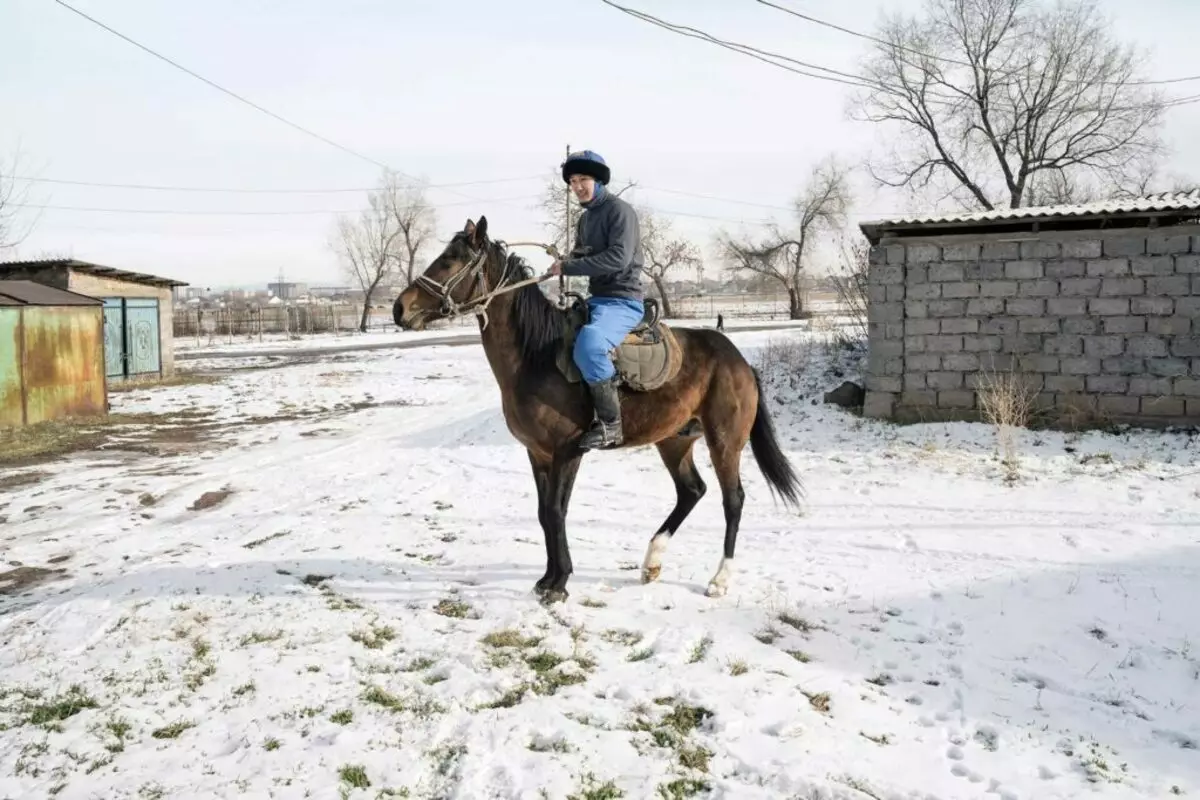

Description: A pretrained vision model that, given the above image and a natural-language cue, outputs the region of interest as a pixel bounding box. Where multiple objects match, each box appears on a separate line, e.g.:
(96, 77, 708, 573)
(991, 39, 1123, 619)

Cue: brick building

(859, 192, 1200, 428)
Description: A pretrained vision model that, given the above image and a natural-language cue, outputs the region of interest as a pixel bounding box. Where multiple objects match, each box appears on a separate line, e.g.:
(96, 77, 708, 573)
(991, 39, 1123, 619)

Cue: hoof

(641, 566, 661, 584)
(705, 582, 727, 598)
(539, 588, 569, 605)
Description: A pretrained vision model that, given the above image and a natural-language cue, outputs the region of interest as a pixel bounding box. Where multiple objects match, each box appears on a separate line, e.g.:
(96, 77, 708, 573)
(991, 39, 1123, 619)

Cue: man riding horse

(549, 150, 646, 451)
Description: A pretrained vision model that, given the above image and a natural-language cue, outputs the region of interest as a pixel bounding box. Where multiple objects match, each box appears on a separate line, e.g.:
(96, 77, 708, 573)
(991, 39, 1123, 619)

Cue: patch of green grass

(567, 772, 625, 800)
(860, 731, 892, 746)
(528, 736, 573, 753)
(866, 673, 893, 687)
(803, 690, 832, 714)
(429, 743, 467, 777)
(754, 627, 781, 645)
(338, 764, 370, 790)
(628, 648, 654, 663)
(330, 709, 354, 725)
(677, 744, 713, 772)
(263, 737, 281, 751)
(728, 660, 749, 676)
(785, 649, 812, 663)
(239, 630, 284, 647)
(656, 778, 711, 798)
(361, 686, 445, 719)
(778, 611, 820, 634)
(23, 685, 99, 727)
(349, 624, 397, 650)
(601, 629, 643, 647)
(232, 682, 256, 697)
(433, 598, 474, 619)
(401, 656, 436, 672)
(580, 597, 607, 608)
(482, 684, 529, 710)
(151, 720, 194, 739)
(481, 628, 542, 649)
(687, 634, 713, 664)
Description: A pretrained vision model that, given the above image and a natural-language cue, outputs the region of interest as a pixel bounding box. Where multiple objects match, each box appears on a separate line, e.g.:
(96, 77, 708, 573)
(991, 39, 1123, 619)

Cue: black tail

(748, 368, 804, 509)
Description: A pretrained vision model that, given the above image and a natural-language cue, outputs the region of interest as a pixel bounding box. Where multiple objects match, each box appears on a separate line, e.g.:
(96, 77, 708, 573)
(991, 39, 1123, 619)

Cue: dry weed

(975, 367, 1039, 483)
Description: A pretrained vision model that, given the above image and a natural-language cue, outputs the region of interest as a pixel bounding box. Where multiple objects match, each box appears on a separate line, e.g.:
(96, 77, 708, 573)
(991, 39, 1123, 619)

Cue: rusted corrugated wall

(0, 306, 106, 428)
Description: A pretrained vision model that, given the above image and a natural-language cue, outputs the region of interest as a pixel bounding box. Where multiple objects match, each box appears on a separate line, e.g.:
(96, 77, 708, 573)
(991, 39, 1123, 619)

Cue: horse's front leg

(528, 449, 582, 604)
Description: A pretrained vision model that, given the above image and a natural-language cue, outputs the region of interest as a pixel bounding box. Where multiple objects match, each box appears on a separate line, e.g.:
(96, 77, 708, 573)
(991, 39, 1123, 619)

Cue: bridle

(410, 237, 559, 330)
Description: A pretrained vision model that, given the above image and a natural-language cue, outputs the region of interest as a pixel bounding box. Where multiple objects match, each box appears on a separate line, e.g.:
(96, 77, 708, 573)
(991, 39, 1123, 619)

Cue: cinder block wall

(863, 226, 1200, 427)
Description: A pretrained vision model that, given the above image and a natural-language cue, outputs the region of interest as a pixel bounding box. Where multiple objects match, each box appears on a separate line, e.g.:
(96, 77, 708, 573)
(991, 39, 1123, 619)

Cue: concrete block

(1018, 317, 1060, 334)
(905, 335, 928, 353)
(1130, 377, 1173, 396)
(1006, 298, 1046, 316)
(1102, 237, 1146, 257)
(1005, 260, 1044, 280)
(942, 282, 980, 299)
(982, 318, 1019, 336)
(872, 264, 904, 285)
(904, 300, 929, 319)
(1131, 255, 1176, 275)
(1148, 316, 1192, 336)
(886, 284, 906, 302)
(869, 245, 887, 265)
(1087, 258, 1131, 277)
(942, 353, 980, 371)
(1084, 335, 1126, 358)
(937, 390, 976, 409)
(979, 281, 1019, 297)
(1131, 296, 1175, 315)
(1045, 375, 1086, 393)
(906, 353, 942, 372)
(1142, 396, 1186, 416)
(967, 298, 1005, 315)
(1178, 254, 1200, 273)
(867, 285, 889, 304)
(1018, 355, 1061, 373)
(908, 244, 940, 263)
(1089, 297, 1130, 315)
(1087, 375, 1129, 394)
(1048, 297, 1087, 316)
(1176, 378, 1200, 397)
(1098, 395, 1140, 416)
(1147, 234, 1191, 255)
(906, 319, 941, 336)
(1021, 240, 1061, 259)
(982, 242, 1020, 260)
(1043, 335, 1083, 356)
(869, 302, 904, 323)
(1102, 316, 1146, 335)
(1018, 279, 1060, 297)
(1056, 393, 1099, 412)
(1060, 278, 1101, 297)
(1171, 336, 1200, 358)
(907, 283, 942, 300)
(1060, 357, 1102, 375)
(1062, 239, 1102, 259)
(1146, 276, 1191, 296)
(1100, 278, 1145, 296)
(1046, 260, 1086, 278)
(1127, 336, 1169, 358)
(977, 352, 1016, 371)
(907, 265, 928, 284)
(1102, 357, 1144, 374)
(1188, 398, 1200, 417)
(862, 390, 895, 418)
(927, 371, 964, 390)
(963, 261, 1006, 281)
(885, 244, 906, 264)
(940, 317, 980, 335)
(929, 300, 967, 317)
(929, 263, 964, 282)
(867, 375, 904, 393)
(1178, 297, 1200, 316)
(872, 339, 905, 358)
(1062, 317, 1100, 335)
(963, 335, 1003, 352)
(1003, 333, 1042, 353)
(1147, 358, 1190, 377)
(904, 373, 927, 391)
(901, 390, 937, 407)
(941, 244, 979, 261)
(927, 335, 965, 353)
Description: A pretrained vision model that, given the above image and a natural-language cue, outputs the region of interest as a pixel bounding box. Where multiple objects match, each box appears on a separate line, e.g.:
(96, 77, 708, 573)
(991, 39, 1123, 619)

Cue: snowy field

(1, 328, 1198, 799)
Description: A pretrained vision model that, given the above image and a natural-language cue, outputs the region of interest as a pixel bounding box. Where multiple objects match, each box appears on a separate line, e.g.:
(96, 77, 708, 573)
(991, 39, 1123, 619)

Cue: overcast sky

(3, 0, 1199, 290)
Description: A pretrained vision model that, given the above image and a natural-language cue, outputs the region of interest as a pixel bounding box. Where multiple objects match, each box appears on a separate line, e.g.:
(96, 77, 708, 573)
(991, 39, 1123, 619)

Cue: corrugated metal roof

(0, 280, 104, 307)
(859, 190, 1200, 243)
(0, 258, 189, 288)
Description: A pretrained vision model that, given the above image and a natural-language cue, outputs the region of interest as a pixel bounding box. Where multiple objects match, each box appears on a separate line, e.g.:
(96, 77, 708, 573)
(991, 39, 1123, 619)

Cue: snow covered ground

(1, 328, 1198, 800)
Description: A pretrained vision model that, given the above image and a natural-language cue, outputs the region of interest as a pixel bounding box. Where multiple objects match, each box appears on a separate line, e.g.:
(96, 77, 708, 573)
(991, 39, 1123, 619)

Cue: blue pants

(574, 297, 645, 383)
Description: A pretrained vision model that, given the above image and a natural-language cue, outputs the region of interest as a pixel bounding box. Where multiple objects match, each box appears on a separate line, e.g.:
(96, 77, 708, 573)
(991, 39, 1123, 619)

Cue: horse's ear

(463, 218, 476, 237)
(475, 215, 488, 243)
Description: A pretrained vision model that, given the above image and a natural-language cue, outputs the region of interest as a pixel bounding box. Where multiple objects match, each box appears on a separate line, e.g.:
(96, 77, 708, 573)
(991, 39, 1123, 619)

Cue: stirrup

(579, 419, 623, 450)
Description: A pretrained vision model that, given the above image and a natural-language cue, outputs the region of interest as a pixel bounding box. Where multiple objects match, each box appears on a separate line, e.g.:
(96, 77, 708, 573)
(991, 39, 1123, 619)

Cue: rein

(412, 240, 560, 330)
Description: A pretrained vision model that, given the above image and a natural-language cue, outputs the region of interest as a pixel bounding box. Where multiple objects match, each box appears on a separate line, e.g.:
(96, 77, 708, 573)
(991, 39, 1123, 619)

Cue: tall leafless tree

(851, 0, 1168, 210)
(717, 158, 850, 320)
(0, 150, 37, 251)
(637, 207, 700, 318)
(331, 171, 433, 332)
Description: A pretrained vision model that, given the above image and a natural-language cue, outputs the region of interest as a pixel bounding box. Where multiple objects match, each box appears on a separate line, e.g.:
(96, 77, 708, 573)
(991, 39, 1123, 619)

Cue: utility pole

(564, 143, 573, 300)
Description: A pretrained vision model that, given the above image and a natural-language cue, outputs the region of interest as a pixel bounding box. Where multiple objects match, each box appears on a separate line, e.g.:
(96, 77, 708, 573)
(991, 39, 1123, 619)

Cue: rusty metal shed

(0, 280, 107, 428)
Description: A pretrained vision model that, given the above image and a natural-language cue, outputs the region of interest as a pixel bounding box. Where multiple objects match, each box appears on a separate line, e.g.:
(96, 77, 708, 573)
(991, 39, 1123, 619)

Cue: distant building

(268, 281, 308, 300)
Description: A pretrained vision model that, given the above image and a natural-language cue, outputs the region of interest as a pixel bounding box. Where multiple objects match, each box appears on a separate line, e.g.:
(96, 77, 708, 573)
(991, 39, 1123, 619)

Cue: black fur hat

(561, 150, 610, 185)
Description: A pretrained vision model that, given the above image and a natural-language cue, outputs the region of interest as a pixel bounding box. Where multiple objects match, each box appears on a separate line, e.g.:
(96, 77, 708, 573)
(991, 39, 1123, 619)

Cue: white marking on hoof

(641, 533, 670, 584)
(705, 557, 733, 598)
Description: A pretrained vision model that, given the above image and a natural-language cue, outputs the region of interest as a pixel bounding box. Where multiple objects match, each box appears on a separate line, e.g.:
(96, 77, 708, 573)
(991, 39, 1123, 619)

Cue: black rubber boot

(579, 377, 623, 451)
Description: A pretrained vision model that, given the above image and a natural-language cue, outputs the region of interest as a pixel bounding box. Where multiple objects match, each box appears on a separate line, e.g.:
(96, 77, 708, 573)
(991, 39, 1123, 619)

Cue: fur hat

(561, 150, 610, 185)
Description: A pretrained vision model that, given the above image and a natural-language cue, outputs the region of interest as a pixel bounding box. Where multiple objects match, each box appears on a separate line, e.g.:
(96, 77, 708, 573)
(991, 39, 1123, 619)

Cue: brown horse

(393, 216, 802, 603)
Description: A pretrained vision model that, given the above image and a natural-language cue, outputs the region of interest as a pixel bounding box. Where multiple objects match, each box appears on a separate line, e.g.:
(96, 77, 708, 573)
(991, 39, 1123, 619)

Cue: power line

(10, 193, 543, 216)
(752, 0, 1200, 88)
(1, 173, 544, 194)
(51, 0, 490, 204)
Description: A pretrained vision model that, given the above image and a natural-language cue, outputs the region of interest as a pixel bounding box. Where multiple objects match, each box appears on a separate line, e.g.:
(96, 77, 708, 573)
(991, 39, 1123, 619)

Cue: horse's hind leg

(641, 435, 706, 584)
(701, 386, 756, 598)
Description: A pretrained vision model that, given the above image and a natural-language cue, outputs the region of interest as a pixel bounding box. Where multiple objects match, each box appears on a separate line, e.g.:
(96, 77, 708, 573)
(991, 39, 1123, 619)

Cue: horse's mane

(493, 245, 566, 370)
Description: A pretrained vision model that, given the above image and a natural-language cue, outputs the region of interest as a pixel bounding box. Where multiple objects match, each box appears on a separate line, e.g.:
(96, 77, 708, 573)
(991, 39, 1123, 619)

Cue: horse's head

(394, 216, 492, 331)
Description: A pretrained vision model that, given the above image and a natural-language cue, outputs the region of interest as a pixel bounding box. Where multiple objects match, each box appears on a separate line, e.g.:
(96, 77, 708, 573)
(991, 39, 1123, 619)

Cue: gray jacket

(563, 191, 645, 301)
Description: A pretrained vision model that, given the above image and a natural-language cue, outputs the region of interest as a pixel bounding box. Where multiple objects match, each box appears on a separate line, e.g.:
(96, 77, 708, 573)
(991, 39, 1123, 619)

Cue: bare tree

(852, 0, 1168, 210)
(718, 158, 850, 320)
(392, 181, 437, 289)
(330, 171, 426, 332)
(0, 150, 37, 251)
(536, 169, 638, 255)
(829, 235, 869, 343)
(637, 207, 700, 318)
